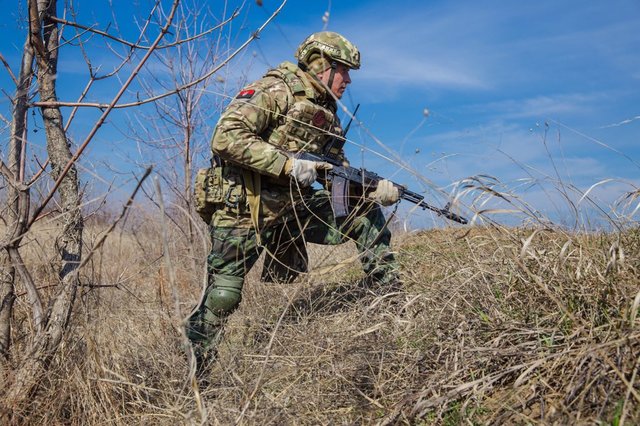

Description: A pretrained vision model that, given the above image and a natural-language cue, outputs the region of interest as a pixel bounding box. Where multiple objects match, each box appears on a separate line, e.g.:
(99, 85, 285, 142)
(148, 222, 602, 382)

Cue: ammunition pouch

(194, 164, 247, 223)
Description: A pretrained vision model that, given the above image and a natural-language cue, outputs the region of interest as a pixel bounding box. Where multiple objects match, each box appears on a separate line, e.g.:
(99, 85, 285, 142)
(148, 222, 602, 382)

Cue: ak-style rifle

(296, 105, 468, 224)
(298, 151, 468, 224)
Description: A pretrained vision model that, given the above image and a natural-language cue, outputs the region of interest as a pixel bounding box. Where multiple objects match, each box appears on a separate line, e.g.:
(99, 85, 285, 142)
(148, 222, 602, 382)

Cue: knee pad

(205, 274, 244, 318)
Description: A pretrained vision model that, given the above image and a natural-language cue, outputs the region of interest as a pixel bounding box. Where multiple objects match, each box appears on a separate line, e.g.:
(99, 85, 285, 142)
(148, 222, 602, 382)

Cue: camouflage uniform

(187, 32, 399, 363)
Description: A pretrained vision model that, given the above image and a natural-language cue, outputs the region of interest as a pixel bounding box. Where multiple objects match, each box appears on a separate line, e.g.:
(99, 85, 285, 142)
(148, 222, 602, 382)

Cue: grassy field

(2, 214, 639, 425)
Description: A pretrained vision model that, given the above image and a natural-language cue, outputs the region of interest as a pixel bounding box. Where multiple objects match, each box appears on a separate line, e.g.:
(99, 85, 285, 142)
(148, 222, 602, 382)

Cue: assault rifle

(296, 149, 468, 224)
(294, 104, 467, 224)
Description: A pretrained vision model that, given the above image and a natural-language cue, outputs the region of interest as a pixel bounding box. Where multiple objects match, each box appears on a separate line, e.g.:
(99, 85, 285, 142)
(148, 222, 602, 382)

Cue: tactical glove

(284, 158, 332, 187)
(368, 179, 400, 206)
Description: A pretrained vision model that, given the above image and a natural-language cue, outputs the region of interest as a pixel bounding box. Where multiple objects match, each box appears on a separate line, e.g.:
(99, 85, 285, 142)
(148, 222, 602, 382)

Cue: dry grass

(2, 211, 639, 425)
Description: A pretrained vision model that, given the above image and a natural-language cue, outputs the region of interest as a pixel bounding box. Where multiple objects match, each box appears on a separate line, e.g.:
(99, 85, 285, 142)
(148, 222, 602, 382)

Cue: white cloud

(358, 52, 487, 89)
(401, 118, 635, 192)
(601, 115, 640, 128)
(343, 9, 496, 91)
(325, 0, 640, 98)
(465, 93, 605, 120)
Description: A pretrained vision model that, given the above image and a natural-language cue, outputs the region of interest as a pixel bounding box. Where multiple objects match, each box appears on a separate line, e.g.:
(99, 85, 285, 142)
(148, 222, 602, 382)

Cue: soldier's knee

(205, 274, 244, 317)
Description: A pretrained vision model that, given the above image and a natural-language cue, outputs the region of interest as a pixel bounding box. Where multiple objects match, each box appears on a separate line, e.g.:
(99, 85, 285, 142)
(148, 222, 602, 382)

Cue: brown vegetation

(0, 2, 637, 424)
(2, 215, 638, 425)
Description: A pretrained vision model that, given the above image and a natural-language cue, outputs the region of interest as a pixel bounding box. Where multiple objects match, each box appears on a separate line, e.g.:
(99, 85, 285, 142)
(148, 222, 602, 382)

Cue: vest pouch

(277, 101, 333, 153)
(194, 166, 224, 222)
(289, 102, 318, 139)
(220, 168, 248, 215)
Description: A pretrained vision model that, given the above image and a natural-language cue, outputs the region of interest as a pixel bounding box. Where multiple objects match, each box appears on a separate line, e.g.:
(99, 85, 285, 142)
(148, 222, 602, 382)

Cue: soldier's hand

(368, 179, 400, 206)
(285, 158, 332, 187)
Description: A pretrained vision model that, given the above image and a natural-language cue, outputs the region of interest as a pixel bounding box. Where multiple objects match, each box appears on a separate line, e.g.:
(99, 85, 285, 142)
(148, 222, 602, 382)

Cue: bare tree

(0, 0, 286, 418)
(0, 0, 181, 416)
(2, 0, 86, 406)
(127, 1, 235, 261)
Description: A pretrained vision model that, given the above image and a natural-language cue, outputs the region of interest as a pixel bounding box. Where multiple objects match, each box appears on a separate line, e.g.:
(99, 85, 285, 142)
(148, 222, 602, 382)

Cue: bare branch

(77, 167, 152, 270)
(7, 248, 43, 331)
(31, 0, 288, 110)
(0, 53, 19, 86)
(28, 0, 183, 228)
(64, 79, 95, 133)
(48, 8, 239, 51)
(0, 112, 10, 126)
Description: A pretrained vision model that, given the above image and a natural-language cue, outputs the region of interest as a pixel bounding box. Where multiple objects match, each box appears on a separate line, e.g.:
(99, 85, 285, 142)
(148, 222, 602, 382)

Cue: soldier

(187, 31, 401, 373)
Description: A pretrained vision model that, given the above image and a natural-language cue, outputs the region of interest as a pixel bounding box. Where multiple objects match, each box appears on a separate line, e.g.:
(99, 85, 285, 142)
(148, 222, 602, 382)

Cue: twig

(76, 167, 152, 270)
(48, 9, 239, 51)
(153, 175, 180, 318)
(32, 0, 289, 111)
(235, 281, 303, 424)
(153, 176, 207, 423)
(0, 52, 18, 85)
(28, 0, 182, 229)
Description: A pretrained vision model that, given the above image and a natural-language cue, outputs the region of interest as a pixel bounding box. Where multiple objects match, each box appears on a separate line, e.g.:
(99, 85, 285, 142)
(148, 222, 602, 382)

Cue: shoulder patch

(236, 89, 255, 99)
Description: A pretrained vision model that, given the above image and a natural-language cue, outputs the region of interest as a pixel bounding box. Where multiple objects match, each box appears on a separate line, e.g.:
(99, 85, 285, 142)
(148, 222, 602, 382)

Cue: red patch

(236, 89, 255, 99)
(312, 110, 326, 127)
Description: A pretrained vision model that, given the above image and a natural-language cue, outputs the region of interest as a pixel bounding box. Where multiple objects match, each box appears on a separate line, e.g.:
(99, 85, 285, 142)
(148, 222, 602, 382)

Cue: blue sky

(1, 0, 639, 228)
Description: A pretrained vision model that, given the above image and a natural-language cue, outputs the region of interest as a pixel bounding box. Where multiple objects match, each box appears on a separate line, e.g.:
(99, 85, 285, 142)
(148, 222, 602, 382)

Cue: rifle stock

(295, 151, 468, 224)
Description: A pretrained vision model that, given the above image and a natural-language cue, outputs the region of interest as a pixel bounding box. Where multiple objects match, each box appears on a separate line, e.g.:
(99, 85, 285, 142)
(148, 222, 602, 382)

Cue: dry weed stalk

(3, 207, 638, 425)
(1, 2, 638, 425)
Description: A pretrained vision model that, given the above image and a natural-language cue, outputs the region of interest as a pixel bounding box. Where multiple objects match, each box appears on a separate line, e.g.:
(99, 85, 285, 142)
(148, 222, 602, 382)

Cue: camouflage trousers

(186, 189, 398, 357)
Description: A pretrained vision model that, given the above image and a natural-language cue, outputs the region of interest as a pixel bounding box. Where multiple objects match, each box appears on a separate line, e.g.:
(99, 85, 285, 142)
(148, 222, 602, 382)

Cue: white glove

(368, 179, 400, 206)
(286, 158, 332, 187)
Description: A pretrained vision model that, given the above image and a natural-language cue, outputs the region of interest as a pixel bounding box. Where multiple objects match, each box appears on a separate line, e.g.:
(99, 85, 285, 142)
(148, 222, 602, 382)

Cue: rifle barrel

(414, 200, 468, 224)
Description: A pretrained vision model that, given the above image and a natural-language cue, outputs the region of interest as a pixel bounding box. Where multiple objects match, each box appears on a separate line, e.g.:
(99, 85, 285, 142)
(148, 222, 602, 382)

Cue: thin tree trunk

(183, 104, 197, 272)
(3, 0, 83, 416)
(0, 253, 15, 359)
(31, 0, 83, 358)
(0, 8, 36, 359)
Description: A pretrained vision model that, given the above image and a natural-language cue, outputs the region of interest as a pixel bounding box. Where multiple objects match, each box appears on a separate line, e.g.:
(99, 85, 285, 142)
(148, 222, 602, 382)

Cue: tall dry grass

(2, 201, 638, 424)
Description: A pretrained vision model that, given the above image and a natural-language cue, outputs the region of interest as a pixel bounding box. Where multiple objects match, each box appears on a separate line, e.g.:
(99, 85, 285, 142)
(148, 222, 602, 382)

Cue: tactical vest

(197, 63, 344, 228)
(263, 62, 343, 156)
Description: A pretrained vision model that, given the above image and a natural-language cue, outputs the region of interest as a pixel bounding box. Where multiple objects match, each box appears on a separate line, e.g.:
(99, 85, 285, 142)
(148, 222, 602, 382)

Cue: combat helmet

(295, 31, 360, 70)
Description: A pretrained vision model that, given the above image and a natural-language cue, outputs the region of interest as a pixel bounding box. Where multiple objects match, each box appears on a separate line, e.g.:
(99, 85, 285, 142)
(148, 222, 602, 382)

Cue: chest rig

(263, 63, 343, 155)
